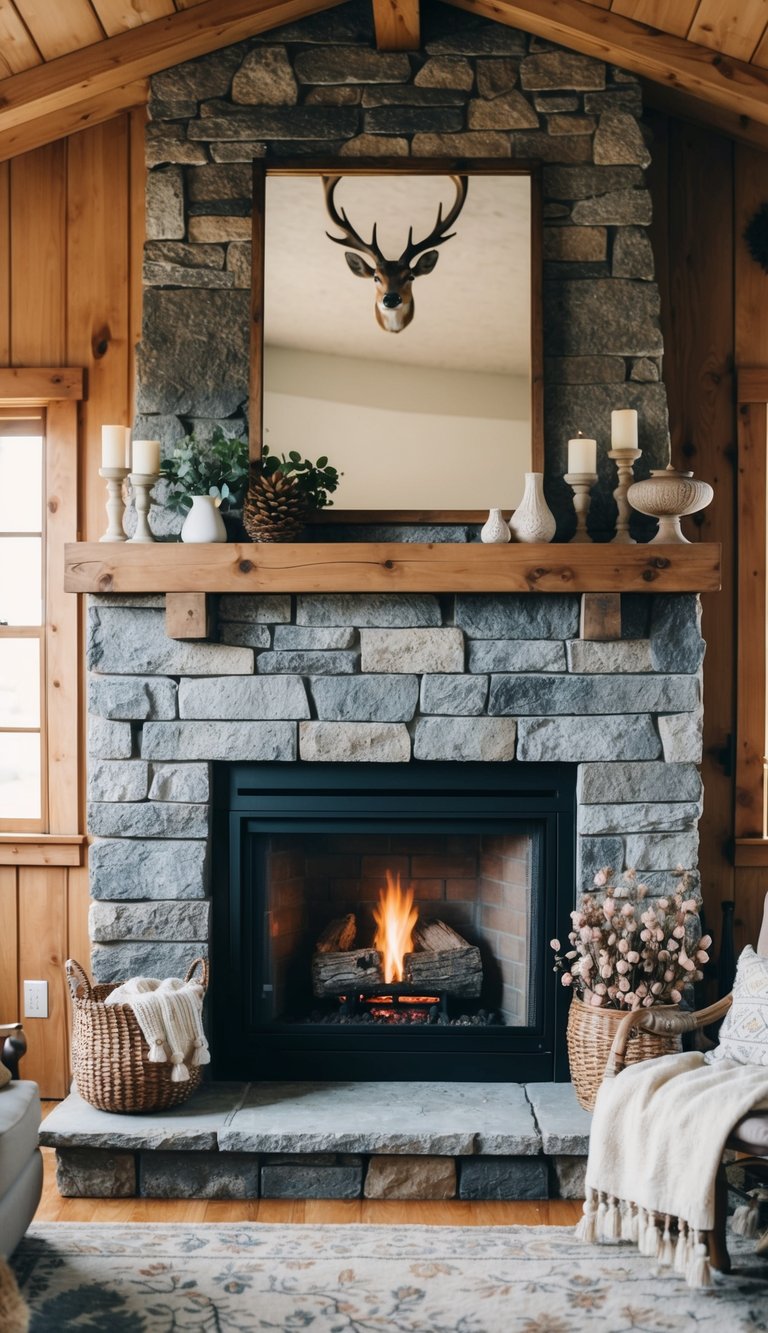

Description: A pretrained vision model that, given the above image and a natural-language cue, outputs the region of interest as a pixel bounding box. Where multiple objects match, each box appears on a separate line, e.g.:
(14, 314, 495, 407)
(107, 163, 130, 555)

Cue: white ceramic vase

(627, 464, 714, 544)
(181, 495, 227, 543)
(480, 508, 511, 544)
(508, 472, 556, 543)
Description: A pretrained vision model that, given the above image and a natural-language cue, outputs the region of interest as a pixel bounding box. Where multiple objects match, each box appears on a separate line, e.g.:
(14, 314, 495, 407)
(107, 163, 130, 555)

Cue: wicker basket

(567, 995, 682, 1112)
(66, 957, 209, 1115)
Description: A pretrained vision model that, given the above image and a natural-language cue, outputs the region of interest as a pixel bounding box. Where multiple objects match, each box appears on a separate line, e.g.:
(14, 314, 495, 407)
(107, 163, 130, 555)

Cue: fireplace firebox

(212, 763, 575, 1081)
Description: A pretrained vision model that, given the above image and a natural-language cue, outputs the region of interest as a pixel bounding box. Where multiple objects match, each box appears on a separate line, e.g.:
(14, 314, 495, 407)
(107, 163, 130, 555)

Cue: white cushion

(0, 1081, 40, 1199)
(705, 945, 768, 1067)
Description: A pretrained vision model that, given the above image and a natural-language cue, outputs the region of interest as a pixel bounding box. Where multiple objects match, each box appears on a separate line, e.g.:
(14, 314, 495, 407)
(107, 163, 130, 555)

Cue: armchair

(0, 1024, 43, 1258)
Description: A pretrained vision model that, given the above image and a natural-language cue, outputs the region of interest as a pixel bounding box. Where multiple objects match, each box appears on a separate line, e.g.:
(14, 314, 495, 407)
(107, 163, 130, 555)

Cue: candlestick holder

(98, 466, 129, 543)
(608, 447, 642, 544)
(128, 472, 158, 543)
(564, 471, 597, 543)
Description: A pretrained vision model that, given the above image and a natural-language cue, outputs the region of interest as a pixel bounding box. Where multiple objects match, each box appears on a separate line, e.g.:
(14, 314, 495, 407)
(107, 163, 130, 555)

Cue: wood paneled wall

(0, 110, 144, 1096)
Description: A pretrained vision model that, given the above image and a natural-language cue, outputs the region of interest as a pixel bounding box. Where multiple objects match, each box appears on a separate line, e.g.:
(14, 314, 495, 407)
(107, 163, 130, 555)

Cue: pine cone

(244, 466, 309, 542)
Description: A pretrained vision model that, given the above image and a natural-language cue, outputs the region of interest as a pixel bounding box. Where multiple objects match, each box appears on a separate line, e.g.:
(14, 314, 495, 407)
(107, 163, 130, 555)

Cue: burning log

(315, 914, 357, 954)
(312, 947, 383, 997)
(404, 918, 482, 997)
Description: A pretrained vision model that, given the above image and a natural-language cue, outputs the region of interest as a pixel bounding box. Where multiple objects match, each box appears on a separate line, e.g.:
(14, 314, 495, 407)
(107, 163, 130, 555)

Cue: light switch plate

(23, 980, 48, 1019)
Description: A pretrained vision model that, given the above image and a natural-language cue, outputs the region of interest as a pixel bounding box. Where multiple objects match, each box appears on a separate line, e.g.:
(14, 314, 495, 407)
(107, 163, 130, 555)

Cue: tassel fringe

(603, 1197, 621, 1242)
(731, 1199, 759, 1238)
(575, 1191, 598, 1245)
(686, 1233, 712, 1289)
(674, 1222, 689, 1275)
(659, 1216, 674, 1267)
(147, 1038, 166, 1063)
(575, 1190, 723, 1291)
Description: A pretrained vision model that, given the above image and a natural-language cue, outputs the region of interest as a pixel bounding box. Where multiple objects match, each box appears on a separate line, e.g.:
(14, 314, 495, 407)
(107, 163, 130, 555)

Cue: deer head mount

(322, 174, 469, 333)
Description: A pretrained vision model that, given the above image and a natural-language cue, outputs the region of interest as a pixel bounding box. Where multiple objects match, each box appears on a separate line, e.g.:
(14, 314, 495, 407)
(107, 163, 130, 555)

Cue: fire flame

(373, 871, 419, 983)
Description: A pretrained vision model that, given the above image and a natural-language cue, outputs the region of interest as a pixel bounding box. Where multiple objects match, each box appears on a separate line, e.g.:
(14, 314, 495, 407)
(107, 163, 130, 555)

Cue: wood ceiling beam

(372, 0, 420, 51)
(0, 0, 345, 141)
(0, 79, 148, 163)
(441, 0, 768, 127)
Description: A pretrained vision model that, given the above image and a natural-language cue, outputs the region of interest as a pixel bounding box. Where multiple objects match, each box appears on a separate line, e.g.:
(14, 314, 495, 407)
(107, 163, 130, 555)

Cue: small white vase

(508, 472, 556, 543)
(480, 508, 511, 544)
(181, 495, 227, 543)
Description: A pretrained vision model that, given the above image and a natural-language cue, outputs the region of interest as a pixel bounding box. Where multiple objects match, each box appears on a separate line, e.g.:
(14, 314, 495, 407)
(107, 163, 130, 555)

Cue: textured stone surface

(299, 721, 411, 763)
(186, 163, 251, 203)
(650, 595, 704, 674)
(594, 110, 650, 167)
(91, 942, 208, 982)
(137, 288, 249, 417)
(578, 835, 624, 885)
(415, 56, 474, 89)
(579, 802, 700, 834)
(296, 594, 440, 627)
(414, 717, 516, 762)
(187, 216, 251, 241)
(361, 628, 464, 674)
(220, 1082, 540, 1155)
(412, 131, 512, 156)
(658, 711, 704, 764)
(41, 1086, 243, 1151)
(546, 355, 625, 383)
(468, 640, 566, 672)
(141, 1151, 260, 1199)
(364, 1155, 457, 1199)
(88, 716, 133, 760)
(148, 763, 211, 803)
(232, 46, 297, 104)
(88, 760, 149, 803)
(339, 134, 409, 155)
(526, 1082, 591, 1154)
(420, 674, 488, 715)
(188, 108, 359, 141)
(146, 126, 208, 167)
(624, 831, 699, 870)
(476, 57, 520, 98)
(365, 106, 464, 134)
(517, 715, 661, 762)
(520, 51, 605, 90)
(543, 163, 642, 199)
(554, 1155, 588, 1199)
(56, 1148, 136, 1198)
(544, 226, 607, 262)
(577, 762, 702, 805)
(426, 17, 526, 56)
(489, 673, 697, 716)
(273, 626, 356, 650)
(87, 800, 209, 839)
(257, 650, 358, 675)
(295, 48, 409, 84)
(458, 1157, 549, 1200)
(571, 189, 652, 226)
(467, 90, 538, 129)
(261, 1164, 362, 1198)
(178, 675, 309, 720)
(613, 225, 655, 279)
(141, 720, 297, 761)
(310, 674, 419, 721)
(152, 47, 245, 102)
(89, 674, 178, 721)
(566, 640, 653, 673)
(89, 607, 254, 676)
(544, 280, 661, 356)
(90, 838, 208, 901)
(89, 899, 210, 943)
(219, 594, 291, 622)
(146, 167, 184, 240)
(455, 594, 579, 639)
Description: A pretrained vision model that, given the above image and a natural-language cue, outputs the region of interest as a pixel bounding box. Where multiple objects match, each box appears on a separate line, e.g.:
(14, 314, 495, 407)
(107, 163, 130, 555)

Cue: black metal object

(211, 762, 576, 1082)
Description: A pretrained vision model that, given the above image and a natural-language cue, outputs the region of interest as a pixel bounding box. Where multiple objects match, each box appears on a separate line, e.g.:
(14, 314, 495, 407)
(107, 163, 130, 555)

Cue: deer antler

(399, 175, 468, 267)
(323, 175, 385, 265)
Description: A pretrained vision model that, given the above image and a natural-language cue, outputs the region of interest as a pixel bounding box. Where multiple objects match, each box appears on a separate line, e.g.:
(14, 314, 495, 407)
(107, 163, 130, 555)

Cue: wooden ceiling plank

(0, 0, 345, 138)
(611, 1, 700, 40)
(440, 0, 768, 126)
(643, 76, 768, 152)
(0, 1, 42, 76)
(687, 0, 768, 64)
(13, 0, 104, 60)
(90, 0, 176, 38)
(372, 0, 420, 50)
(0, 78, 148, 163)
(745, 15, 768, 67)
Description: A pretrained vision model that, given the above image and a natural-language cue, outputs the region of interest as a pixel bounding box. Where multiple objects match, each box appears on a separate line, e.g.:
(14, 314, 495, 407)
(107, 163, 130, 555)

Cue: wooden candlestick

(564, 471, 597, 543)
(608, 447, 642, 544)
(98, 466, 129, 543)
(128, 472, 158, 543)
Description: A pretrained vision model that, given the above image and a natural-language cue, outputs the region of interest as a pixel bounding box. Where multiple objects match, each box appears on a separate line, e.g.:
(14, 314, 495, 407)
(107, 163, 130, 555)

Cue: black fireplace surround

(212, 762, 575, 1082)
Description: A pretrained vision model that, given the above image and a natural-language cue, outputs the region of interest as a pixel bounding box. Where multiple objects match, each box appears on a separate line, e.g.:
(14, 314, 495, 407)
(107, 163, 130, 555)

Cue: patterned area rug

(11, 1222, 768, 1332)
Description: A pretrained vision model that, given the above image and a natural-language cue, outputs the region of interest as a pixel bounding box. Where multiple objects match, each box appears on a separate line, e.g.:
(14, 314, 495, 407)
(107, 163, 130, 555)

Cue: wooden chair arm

(0, 1023, 22, 1033)
(603, 996, 733, 1080)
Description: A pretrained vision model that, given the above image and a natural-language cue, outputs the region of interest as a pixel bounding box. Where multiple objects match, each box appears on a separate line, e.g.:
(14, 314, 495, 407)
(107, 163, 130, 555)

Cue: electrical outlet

(23, 980, 48, 1019)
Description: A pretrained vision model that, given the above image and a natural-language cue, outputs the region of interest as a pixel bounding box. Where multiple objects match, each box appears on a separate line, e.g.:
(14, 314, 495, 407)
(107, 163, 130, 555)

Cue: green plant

(161, 429, 249, 515)
(260, 445, 341, 510)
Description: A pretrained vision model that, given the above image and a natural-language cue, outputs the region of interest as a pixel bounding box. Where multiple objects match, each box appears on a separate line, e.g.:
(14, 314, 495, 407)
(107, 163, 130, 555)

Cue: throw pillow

(704, 944, 768, 1066)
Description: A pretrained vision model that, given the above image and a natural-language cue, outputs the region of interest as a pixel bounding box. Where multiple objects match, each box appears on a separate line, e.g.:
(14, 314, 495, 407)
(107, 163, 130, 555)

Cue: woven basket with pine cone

(244, 449, 341, 543)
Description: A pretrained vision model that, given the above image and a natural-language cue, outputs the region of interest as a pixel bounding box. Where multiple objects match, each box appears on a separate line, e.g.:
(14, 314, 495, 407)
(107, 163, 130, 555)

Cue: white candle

(102, 425, 128, 469)
(611, 408, 638, 451)
(568, 434, 597, 475)
(132, 439, 161, 476)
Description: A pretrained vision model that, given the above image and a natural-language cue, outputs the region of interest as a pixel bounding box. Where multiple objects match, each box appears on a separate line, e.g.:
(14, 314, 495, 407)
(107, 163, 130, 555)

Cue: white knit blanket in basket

(578, 1049, 768, 1287)
(105, 976, 210, 1083)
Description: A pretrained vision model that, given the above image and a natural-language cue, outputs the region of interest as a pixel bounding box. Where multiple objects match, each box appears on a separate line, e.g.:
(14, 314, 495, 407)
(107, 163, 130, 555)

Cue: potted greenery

(244, 446, 341, 542)
(161, 429, 250, 542)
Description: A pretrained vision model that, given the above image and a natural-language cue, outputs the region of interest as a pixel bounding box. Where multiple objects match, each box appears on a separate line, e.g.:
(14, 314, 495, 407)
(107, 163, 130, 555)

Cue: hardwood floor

(36, 1101, 583, 1227)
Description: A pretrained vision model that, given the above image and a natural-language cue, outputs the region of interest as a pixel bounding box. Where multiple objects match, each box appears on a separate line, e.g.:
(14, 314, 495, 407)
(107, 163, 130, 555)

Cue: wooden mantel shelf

(64, 541, 722, 595)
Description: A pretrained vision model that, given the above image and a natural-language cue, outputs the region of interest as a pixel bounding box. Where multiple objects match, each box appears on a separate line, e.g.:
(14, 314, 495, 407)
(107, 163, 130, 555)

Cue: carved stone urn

(508, 472, 556, 544)
(626, 464, 714, 543)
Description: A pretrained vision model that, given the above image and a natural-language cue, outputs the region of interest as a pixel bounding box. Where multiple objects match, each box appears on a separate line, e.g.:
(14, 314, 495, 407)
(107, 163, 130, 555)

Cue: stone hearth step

(41, 1081, 592, 1202)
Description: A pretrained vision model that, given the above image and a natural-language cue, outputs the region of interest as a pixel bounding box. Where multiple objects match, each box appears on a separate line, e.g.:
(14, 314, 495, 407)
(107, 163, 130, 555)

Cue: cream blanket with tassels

(578, 1050, 768, 1287)
(105, 976, 210, 1083)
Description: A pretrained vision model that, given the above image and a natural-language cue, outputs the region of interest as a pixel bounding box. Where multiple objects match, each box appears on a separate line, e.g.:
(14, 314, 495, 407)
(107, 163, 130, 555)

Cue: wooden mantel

(64, 541, 722, 595)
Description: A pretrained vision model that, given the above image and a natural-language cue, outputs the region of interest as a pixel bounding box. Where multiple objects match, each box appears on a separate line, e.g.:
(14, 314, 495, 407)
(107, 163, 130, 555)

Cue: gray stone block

(489, 673, 699, 716)
(361, 628, 464, 673)
(650, 595, 704, 674)
(188, 107, 359, 141)
(658, 712, 703, 764)
(570, 190, 653, 226)
(217, 622, 272, 649)
(56, 1148, 136, 1198)
(148, 763, 211, 803)
(136, 288, 249, 418)
(273, 626, 356, 650)
(252, 0, 373, 45)
(151, 46, 245, 102)
(144, 241, 225, 270)
(232, 46, 297, 105)
(218, 593, 292, 623)
(543, 163, 642, 200)
(89, 899, 210, 943)
(624, 831, 699, 870)
(613, 226, 655, 279)
(340, 133, 408, 155)
(141, 720, 297, 762)
(365, 106, 464, 134)
(520, 51, 605, 90)
(360, 86, 468, 108)
(459, 1156, 549, 1200)
(143, 261, 235, 289)
(311, 674, 419, 722)
(518, 715, 661, 762)
(525, 1082, 591, 1154)
(594, 110, 650, 166)
(554, 1156, 588, 1199)
(468, 90, 538, 130)
(178, 675, 309, 720)
(186, 162, 251, 203)
(578, 835, 624, 886)
(89, 675, 178, 721)
(261, 1163, 362, 1198)
(364, 1155, 456, 1199)
(566, 640, 653, 673)
(581, 762, 704, 799)
(476, 57, 520, 98)
(295, 48, 410, 83)
(426, 19, 525, 55)
(468, 640, 566, 672)
(91, 942, 208, 982)
(455, 594, 579, 639)
(578, 802, 701, 834)
(414, 56, 474, 89)
(140, 1151, 260, 1199)
(414, 717, 516, 762)
(41, 1084, 243, 1151)
(88, 760, 149, 803)
(296, 594, 441, 627)
(412, 131, 512, 156)
(87, 801, 209, 839)
(146, 166, 184, 240)
(88, 607, 254, 676)
(300, 721, 410, 762)
(88, 716, 133, 760)
(145, 127, 208, 167)
(544, 280, 661, 357)
(257, 651, 358, 675)
(89, 838, 208, 901)
(420, 673, 488, 715)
